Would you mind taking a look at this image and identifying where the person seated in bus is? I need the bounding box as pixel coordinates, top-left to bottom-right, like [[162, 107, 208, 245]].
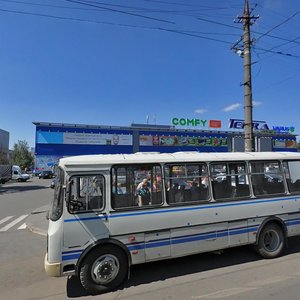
[[137, 179, 151, 206], [152, 179, 161, 192], [175, 184, 185, 203], [89, 176, 103, 210], [190, 180, 202, 201], [136, 178, 149, 191], [201, 175, 209, 188], [112, 182, 123, 194]]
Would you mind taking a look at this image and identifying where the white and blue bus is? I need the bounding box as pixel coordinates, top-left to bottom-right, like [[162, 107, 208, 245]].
[[45, 151, 300, 294]]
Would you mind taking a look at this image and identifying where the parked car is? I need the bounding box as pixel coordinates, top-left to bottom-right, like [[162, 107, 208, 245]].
[[39, 170, 54, 179], [33, 169, 42, 177], [12, 165, 30, 182], [50, 178, 56, 189]]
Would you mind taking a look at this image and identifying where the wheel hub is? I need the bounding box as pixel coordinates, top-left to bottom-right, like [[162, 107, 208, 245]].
[[91, 255, 120, 284], [263, 229, 280, 251]]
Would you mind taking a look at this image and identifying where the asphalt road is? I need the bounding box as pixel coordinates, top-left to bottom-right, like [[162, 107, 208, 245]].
[[1, 178, 300, 299]]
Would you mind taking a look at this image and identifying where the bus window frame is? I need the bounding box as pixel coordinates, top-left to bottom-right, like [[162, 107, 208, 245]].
[[164, 162, 211, 205], [209, 161, 251, 202], [282, 160, 300, 195], [249, 160, 286, 198], [111, 163, 164, 211], [49, 166, 65, 222], [67, 173, 106, 214]]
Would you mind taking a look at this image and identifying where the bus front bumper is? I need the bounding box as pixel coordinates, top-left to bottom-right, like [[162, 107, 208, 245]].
[[44, 253, 61, 277]]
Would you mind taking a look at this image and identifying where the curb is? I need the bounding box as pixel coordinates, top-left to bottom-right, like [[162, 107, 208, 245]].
[[26, 207, 49, 237], [26, 220, 47, 237]]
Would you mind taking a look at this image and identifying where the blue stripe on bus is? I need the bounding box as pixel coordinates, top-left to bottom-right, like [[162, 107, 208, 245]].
[[285, 219, 300, 226], [127, 225, 260, 251], [62, 253, 81, 261], [61, 220, 300, 261], [62, 250, 83, 255], [64, 196, 300, 223]]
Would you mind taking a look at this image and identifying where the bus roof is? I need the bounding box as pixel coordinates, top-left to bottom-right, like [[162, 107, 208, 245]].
[[59, 151, 300, 169]]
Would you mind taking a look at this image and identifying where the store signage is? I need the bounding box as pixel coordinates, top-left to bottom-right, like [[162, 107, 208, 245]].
[[172, 118, 207, 127], [229, 119, 295, 133], [229, 119, 270, 131], [172, 118, 222, 128], [209, 120, 222, 128], [272, 126, 295, 133]]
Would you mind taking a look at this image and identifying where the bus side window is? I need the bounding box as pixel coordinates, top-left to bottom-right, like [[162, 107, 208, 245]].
[[283, 160, 300, 194], [69, 175, 104, 213], [111, 165, 163, 209], [211, 162, 250, 201], [165, 163, 209, 205], [250, 161, 285, 197]]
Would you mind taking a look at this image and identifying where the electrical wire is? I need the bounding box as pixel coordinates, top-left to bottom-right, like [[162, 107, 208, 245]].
[[0, 7, 236, 45], [255, 11, 300, 42], [64, 0, 176, 24]]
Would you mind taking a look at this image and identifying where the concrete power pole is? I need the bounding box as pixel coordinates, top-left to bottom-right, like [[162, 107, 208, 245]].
[[243, 0, 254, 152], [234, 0, 259, 152]]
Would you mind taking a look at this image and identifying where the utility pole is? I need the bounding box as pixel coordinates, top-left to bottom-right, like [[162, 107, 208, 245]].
[[233, 0, 259, 152]]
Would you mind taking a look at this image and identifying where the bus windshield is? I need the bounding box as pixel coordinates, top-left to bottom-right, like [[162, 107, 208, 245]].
[[49, 167, 64, 221]]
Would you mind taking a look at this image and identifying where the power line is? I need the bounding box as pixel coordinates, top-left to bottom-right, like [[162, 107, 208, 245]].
[[0, 7, 236, 45], [196, 16, 241, 30], [255, 11, 300, 42], [0, 0, 104, 11], [64, 0, 176, 24], [143, 0, 232, 10], [196, 15, 300, 47], [157, 27, 233, 45], [257, 36, 300, 55], [254, 46, 300, 59], [1, 3, 300, 58]]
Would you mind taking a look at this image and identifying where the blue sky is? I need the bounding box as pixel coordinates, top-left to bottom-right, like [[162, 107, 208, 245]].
[[0, 0, 300, 148]]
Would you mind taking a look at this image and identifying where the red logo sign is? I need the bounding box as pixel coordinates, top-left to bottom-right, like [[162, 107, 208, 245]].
[[209, 120, 222, 128]]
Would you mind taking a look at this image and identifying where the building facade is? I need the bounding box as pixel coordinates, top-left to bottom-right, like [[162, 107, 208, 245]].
[[33, 122, 297, 171], [0, 128, 9, 163]]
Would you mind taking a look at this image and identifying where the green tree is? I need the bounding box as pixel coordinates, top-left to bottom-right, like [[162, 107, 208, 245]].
[[12, 140, 33, 170]]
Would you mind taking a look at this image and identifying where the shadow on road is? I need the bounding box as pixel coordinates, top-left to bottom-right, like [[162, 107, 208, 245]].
[[0, 184, 48, 194], [66, 236, 300, 298]]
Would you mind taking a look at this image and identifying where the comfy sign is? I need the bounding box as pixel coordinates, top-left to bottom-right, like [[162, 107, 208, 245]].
[[172, 118, 222, 128], [172, 118, 207, 127]]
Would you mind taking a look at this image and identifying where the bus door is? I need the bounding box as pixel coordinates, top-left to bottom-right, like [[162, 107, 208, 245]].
[[64, 174, 109, 249]]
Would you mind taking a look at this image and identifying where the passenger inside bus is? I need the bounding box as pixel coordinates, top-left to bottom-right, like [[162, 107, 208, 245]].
[[137, 180, 151, 206]]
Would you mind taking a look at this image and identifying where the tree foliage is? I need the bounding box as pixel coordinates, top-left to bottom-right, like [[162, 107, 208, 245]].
[[12, 140, 33, 170]]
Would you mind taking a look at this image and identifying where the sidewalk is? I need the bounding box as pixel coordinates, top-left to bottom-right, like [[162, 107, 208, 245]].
[[26, 204, 50, 236]]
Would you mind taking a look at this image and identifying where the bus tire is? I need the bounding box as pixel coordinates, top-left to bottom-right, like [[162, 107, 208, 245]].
[[79, 245, 128, 295], [255, 223, 285, 259]]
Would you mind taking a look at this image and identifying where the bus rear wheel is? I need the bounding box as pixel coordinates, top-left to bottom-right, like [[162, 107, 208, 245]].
[[79, 245, 128, 295], [255, 223, 285, 259]]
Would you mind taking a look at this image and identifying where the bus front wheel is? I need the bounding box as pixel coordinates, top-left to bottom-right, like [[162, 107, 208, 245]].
[[255, 223, 285, 259], [79, 245, 128, 295]]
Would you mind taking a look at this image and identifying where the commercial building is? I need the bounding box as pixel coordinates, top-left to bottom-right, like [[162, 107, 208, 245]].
[[33, 121, 297, 171], [0, 128, 9, 163]]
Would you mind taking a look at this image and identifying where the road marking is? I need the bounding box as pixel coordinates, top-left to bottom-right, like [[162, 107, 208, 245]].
[[247, 276, 292, 287], [17, 223, 27, 230], [0, 216, 13, 225], [0, 215, 28, 232], [191, 287, 256, 299]]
